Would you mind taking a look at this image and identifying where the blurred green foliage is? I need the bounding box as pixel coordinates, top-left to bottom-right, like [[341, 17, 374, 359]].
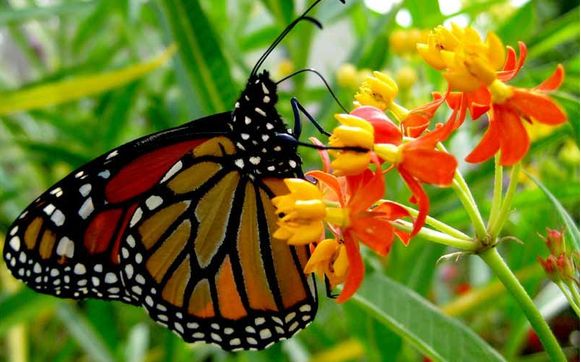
[[0, 0, 578, 361]]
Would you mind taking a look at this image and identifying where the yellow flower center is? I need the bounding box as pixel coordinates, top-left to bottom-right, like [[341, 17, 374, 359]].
[[374, 143, 404, 164], [489, 79, 514, 104], [325, 207, 351, 228]]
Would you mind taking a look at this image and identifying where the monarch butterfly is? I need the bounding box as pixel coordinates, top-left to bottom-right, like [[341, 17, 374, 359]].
[[2, 0, 345, 351]]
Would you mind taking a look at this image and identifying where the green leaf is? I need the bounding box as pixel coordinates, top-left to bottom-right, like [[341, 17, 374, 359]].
[[158, 0, 236, 114], [405, 0, 442, 28], [56, 303, 115, 362], [0, 1, 96, 25], [260, 0, 294, 26], [0, 288, 57, 337], [524, 172, 580, 252], [0, 47, 175, 116], [496, 2, 537, 46], [351, 273, 506, 362]]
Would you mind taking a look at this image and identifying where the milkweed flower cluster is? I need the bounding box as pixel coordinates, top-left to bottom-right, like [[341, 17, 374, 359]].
[[273, 23, 568, 302]]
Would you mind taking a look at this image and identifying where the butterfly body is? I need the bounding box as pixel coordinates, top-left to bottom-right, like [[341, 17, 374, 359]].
[[3, 69, 317, 350]]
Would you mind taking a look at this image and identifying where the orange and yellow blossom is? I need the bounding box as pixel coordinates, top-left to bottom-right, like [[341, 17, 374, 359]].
[[307, 168, 411, 302], [272, 166, 411, 302], [418, 25, 568, 165], [332, 106, 457, 237], [271, 179, 326, 245]]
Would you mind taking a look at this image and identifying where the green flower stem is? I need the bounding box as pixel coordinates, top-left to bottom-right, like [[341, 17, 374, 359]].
[[480, 248, 567, 362], [489, 163, 521, 238], [436, 143, 487, 240], [452, 171, 488, 240], [487, 155, 503, 230], [387, 201, 473, 241], [393, 220, 479, 251], [565, 279, 580, 305], [557, 281, 580, 317]]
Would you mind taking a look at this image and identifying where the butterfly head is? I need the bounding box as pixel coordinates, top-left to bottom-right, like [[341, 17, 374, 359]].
[[229, 70, 302, 179]]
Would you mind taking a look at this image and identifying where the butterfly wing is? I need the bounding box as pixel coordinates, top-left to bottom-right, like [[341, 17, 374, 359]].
[[3, 113, 230, 304], [122, 136, 317, 350]]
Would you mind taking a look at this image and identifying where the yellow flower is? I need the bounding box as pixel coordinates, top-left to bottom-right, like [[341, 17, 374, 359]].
[[276, 58, 295, 79], [354, 71, 399, 110], [395, 66, 418, 90], [337, 63, 359, 88], [417, 24, 505, 91], [329, 114, 374, 175], [304, 238, 349, 288], [272, 179, 325, 245]]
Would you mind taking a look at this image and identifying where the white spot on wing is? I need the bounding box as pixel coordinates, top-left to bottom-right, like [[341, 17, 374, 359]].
[[241, 133, 250, 140], [43, 204, 56, 216], [79, 184, 91, 197], [249, 156, 261, 165], [261, 83, 270, 94], [8, 237, 21, 252], [244, 116, 252, 125], [56, 237, 74, 258], [98, 170, 111, 179], [235, 159, 245, 168], [160, 161, 183, 183], [145, 195, 163, 210], [51, 209, 65, 226], [50, 187, 63, 197], [255, 107, 266, 117], [105, 273, 118, 284], [74, 264, 86, 275], [129, 208, 143, 227], [78, 198, 94, 219], [106, 150, 119, 159]]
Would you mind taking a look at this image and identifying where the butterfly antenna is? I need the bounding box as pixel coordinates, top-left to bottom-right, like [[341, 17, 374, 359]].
[[277, 68, 348, 113], [251, 0, 339, 77]]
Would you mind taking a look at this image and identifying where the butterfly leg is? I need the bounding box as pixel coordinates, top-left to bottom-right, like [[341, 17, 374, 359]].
[[290, 97, 331, 138]]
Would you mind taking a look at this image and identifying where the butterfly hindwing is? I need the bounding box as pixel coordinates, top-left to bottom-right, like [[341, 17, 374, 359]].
[[121, 137, 317, 350], [3, 113, 230, 303]]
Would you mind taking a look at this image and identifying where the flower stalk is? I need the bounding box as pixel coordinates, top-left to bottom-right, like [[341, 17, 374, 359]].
[[480, 248, 567, 362]]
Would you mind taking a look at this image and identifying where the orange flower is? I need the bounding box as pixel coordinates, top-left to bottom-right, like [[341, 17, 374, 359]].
[[308, 168, 410, 302], [424, 35, 568, 166], [466, 60, 567, 165], [351, 106, 458, 237]]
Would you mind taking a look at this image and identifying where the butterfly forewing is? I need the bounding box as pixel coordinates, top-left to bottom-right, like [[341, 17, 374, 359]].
[[121, 137, 316, 350], [3, 114, 229, 303]]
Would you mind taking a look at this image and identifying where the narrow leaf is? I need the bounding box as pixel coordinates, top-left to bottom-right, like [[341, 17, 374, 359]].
[[56, 303, 115, 362], [0, 2, 96, 25], [0, 289, 57, 337], [158, 0, 236, 114], [0, 46, 175, 116], [525, 171, 580, 251], [352, 273, 506, 362]]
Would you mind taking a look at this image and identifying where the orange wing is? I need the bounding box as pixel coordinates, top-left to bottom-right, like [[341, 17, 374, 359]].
[[122, 138, 317, 351]]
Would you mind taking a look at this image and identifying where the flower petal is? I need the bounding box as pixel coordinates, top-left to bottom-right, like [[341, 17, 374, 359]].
[[337, 234, 364, 303], [309, 137, 332, 173], [510, 89, 567, 125], [535, 64, 565, 92], [351, 217, 395, 256], [307, 170, 344, 205], [498, 42, 527, 82], [399, 170, 429, 238], [351, 106, 402, 144], [346, 169, 385, 212], [401, 149, 457, 186], [497, 106, 530, 165], [465, 114, 501, 164], [402, 96, 446, 137]]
